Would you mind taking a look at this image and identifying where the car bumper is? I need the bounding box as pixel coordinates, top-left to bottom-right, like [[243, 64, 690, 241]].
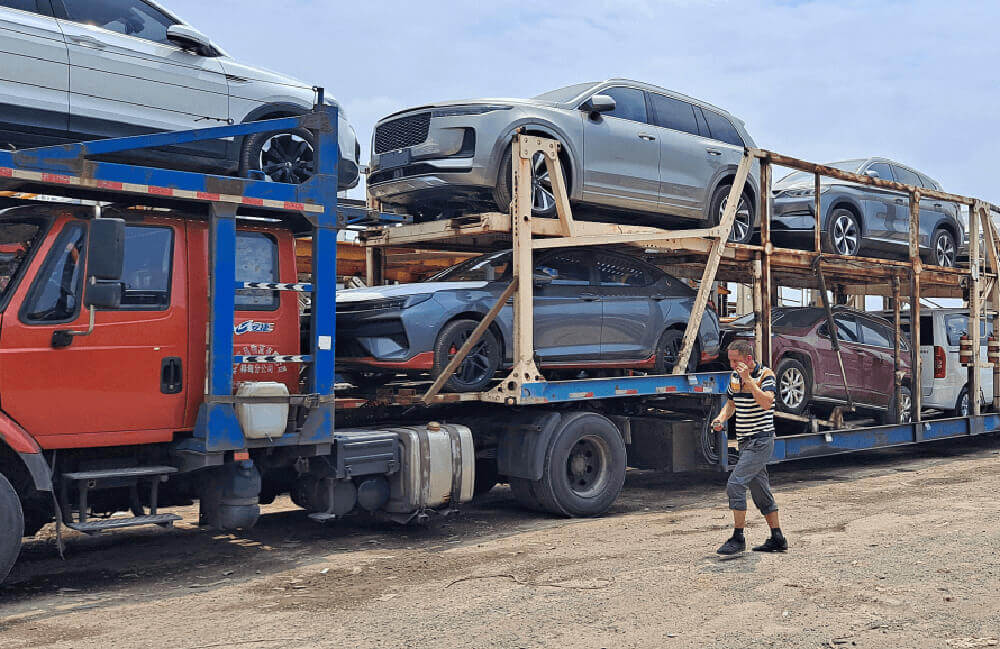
[[335, 302, 442, 370]]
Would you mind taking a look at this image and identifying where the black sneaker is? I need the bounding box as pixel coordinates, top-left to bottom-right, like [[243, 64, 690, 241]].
[[716, 535, 746, 555], [752, 536, 788, 552]]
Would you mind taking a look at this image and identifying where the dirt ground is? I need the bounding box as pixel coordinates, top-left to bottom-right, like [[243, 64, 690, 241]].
[[1, 437, 999, 649]]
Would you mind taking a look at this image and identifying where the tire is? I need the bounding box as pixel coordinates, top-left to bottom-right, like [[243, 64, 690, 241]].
[[492, 144, 570, 218], [709, 183, 755, 245], [954, 387, 971, 418], [774, 357, 811, 416], [432, 319, 502, 393], [513, 412, 627, 517], [473, 458, 500, 496], [653, 328, 699, 374], [0, 472, 24, 584], [925, 228, 957, 268], [825, 208, 862, 257], [240, 126, 315, 184], [879, 384, 913, 424]]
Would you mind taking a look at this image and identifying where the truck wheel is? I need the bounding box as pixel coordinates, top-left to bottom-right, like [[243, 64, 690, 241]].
[[473, 458, 500, 496], [0, 473, 24, 584], [515, 412, 626, 517]]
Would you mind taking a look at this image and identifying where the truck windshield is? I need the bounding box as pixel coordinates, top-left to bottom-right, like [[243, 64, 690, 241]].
[[0, 218, 46, 310], [427, 251, 512, 282]]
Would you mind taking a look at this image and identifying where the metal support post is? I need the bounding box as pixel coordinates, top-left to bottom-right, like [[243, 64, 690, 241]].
[[908, 190, 922, 422], [752, 257, 763, 361], [891, 273, 902, 421], [760, 158, 774, 366], [969, 200, 982, 416]]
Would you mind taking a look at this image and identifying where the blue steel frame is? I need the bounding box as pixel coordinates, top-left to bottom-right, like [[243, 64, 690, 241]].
[[0, 108, 344, 453]]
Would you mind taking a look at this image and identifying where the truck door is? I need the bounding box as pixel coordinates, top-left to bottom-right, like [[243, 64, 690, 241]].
[[0, 215, 188, 448]]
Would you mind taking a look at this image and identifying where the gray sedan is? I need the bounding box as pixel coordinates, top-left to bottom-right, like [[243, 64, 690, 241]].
[[335, 247, 721, 392], [367, 80, 760, 244]]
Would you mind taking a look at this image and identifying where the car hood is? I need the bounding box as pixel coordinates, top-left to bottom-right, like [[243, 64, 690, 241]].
[[217, 58, 347, 112], [337, 281, 490, 302], [379, 97, 563, 122]]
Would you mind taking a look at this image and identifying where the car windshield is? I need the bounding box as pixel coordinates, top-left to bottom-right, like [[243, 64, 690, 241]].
[[778, 159, 866, 184], [427, 251, 512, 282], [533, 82, 598, 103], [0, 217, 47, 308]]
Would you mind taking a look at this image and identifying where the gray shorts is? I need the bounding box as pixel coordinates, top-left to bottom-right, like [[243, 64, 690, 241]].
[[726, 435, 778, 514]]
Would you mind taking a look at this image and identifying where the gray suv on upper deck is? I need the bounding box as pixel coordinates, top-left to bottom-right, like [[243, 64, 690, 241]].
[[771, 158, 963, 267], [368, 80, 761, 243]]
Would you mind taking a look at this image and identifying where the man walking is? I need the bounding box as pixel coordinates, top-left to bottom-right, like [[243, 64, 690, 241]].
[[711, 338, 788, 555]]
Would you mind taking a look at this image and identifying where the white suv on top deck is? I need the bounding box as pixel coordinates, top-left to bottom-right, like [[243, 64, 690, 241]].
[[0, 0, 359, 188]]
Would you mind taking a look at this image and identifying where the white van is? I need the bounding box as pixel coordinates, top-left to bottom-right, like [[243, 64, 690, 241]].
[[892, 309, 994, 416]]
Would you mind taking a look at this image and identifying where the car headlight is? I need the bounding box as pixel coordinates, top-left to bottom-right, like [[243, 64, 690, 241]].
[[775, 187, 829, 199], [430, 105, 512, 118]]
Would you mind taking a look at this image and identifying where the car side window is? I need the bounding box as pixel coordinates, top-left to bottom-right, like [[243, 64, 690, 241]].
[[859, 318, 891, 348], [60, 0, 177, 44], [0, 0, 40, 13], [892, 165, 921, 188], [600, 87, 647, 123], [109, 225, 173, 310], [595, 253, 649, 287], [819, 315, 859, 343], [945, 314, 992, 347], [535, 251, 591, 286], [647, 93, 699, 136], [866, 162, 894, 181], [235, 232, 280, 310], [21, 223, 85, 323], [701, 108, 745, 147]]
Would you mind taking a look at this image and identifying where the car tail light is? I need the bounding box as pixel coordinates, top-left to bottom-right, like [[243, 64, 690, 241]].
[[934, 346, 946, 378]]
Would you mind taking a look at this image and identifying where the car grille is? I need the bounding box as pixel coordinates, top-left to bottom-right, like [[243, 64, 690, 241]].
[[374, 113, 430, 154], [336, 298, 406, 314]]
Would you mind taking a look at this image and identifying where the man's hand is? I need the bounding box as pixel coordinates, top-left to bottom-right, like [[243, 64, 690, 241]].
[[735, 362, 752, 382], [711, 419, 725, 432]]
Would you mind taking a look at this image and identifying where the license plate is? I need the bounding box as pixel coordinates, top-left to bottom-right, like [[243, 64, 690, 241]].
[[380, 148, 410, 170]]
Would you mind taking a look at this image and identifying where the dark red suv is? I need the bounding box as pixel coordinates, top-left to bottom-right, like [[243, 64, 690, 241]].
[[743, 307, 912, 423]]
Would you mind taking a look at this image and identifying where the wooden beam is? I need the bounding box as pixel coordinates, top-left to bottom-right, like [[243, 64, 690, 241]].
[[970, 201, 982, 416], [531, 228, 719, 250], [541, 141, 575, 237], [760, 159, 773, 365], [909, 189, 922, 422], [891, 273, 902, 422]]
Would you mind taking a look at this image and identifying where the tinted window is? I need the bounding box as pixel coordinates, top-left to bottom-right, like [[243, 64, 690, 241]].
[[595, 253, 650, 286], [892, 165, 921, 188], [647, 93, 698, 135], [773, 308, 825, 329], [866, 163, 894, 181], [235, 232, 279, 310], [0, 218, 45, 309], [61, 0, 176, 44], [819, 315, 859, 342], [601, 87, 647, 123], [22, 223, 84, 323], [115, 226, 172, 309], [0, 0, 40, 12], [920, 315, 933, 346], [535, 251, 590, 286], [859, 318, 892, 348], [918, 174, 940, 191], [429, 251, 511, 282], [702, 108, 745, 147], [944, 314, 993, 347]]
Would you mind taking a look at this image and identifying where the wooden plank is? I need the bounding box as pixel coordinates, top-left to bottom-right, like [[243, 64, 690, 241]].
[[891, 273, 902, 421], [531, 228, 719, 250], [672, 151, 753, 374], [543, 144, 575, 237], [512, 136, 536, 372], [421, 281, 516, 403], [752, 257, 763, 361], [814, 172, 822, 253], [970, 201, 982, 416], [760, 159, 773, 365], [981, 206, 1000, 409]]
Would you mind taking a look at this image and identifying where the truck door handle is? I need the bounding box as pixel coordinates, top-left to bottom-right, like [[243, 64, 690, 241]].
[[161, 357, 183, 395], [706, 149, 723, 156], [638, 134, 656, 141], [579, 293, 601, 302]]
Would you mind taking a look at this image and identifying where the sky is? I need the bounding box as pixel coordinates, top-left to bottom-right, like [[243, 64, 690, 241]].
[[166, 0, 999, 205]]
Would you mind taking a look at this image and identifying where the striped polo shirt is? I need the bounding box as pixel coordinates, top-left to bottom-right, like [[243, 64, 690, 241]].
[[727, 363, 776, 439]]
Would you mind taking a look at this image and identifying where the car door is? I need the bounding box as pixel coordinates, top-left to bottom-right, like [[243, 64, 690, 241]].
[[0, 217, 189, 446], [860, 161, 897, 243], [857, 316, 896, 406], [593, 251, 655, 361], [0, 0, 70, 146], [53, 0, 229, 155], [815, 314, 862, 400], [890, 164, 929, 247], [580, 86, 660, 211], [645, 93, 721, 219], [533, 249, 603, 364]]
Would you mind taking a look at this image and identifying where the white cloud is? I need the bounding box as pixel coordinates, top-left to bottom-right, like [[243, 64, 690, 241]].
[[169, 0, 998, 203]]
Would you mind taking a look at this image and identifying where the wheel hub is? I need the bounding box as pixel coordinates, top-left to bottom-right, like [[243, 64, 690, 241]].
[[565, 435, 611, 497]]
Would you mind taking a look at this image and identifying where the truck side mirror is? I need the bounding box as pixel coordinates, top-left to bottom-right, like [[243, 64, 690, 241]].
[[84, 281, 124, 310], [88, 219, 125, 281]]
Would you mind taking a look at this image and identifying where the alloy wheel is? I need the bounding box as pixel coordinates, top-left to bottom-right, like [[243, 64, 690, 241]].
[[450, 330, 494, 387], [935, 234, 956, 267], [779, 368, 806, 409], [565, 435, 611, 498], [958, 392, 970, 417], [898, 392, 912, 423], [832, 213, 859, 255], [530, 152, 558, 212], [719, 194, 752, 243], [259, 133, 314, 184]]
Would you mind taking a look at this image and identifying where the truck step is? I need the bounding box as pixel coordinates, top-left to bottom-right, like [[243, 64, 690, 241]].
[[65, 513, 181, 534], [63, 466, 178, 481]]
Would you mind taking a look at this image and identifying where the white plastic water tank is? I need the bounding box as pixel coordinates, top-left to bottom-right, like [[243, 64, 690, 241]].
[[236, 382, 289, 439]]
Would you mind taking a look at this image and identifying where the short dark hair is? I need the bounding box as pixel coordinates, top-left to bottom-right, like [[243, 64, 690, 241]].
[[729, 339, 755, 356]]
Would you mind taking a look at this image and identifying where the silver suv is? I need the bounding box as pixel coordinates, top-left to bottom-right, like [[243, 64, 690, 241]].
[[0, 0, 359, 188], [368, 79, 760, 243]]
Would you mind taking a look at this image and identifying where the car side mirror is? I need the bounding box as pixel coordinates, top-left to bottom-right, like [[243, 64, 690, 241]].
[[533, 273, 554, 286], [167, 25, 218, 56], [864, 169, 880, 179], [580, 94, 616, 118], [87, 218, 125, 281]]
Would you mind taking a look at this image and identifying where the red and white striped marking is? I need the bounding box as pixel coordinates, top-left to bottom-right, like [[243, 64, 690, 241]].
[[0, 166, 323, 213], [568, 391, 594, 399], [615, 388, 639, 396]]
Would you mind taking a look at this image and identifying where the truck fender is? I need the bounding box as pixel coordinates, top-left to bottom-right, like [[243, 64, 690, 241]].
[[496, 410, 565, 481], [0, 411, 52, 492]]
